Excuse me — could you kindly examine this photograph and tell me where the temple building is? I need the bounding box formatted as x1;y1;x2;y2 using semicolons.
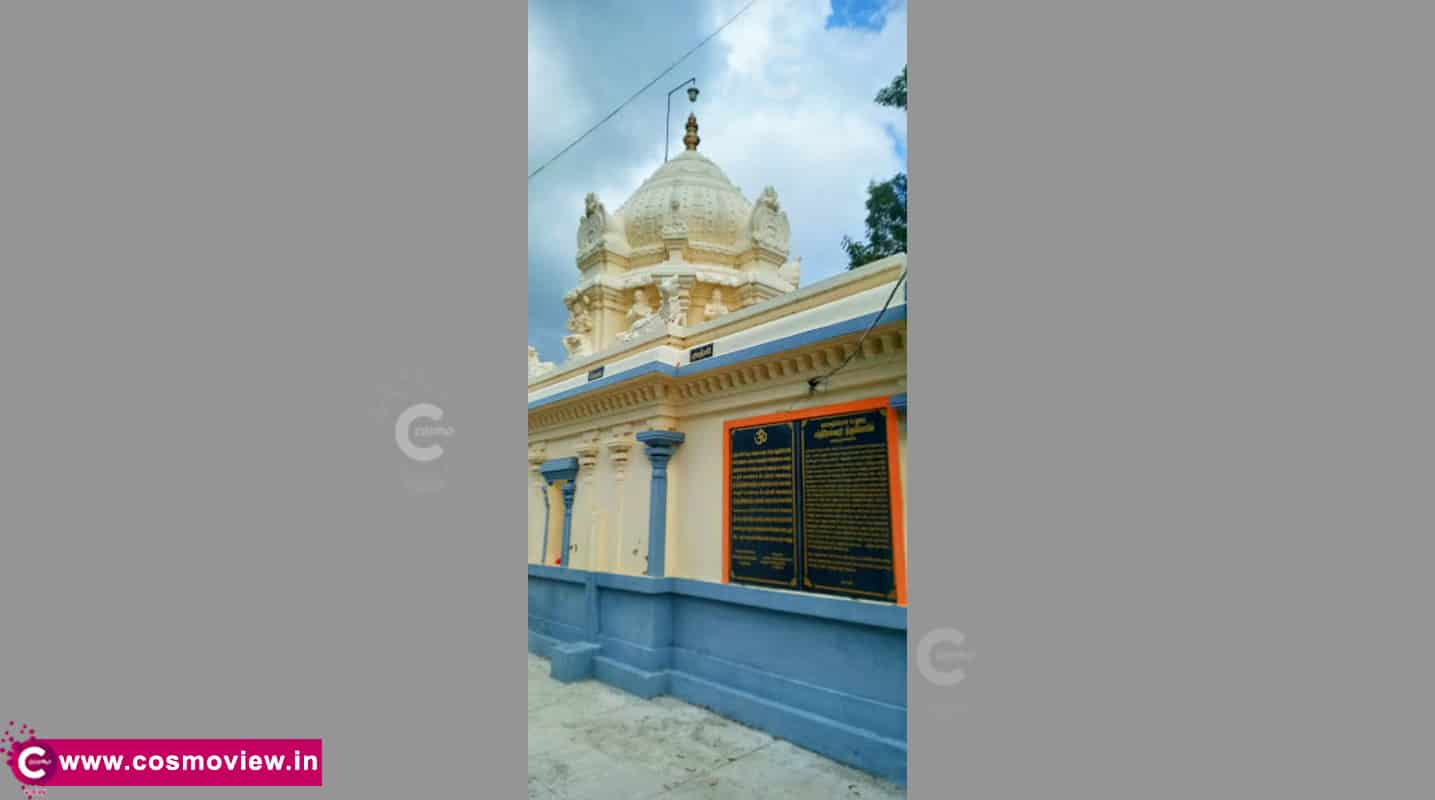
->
527;111;910;785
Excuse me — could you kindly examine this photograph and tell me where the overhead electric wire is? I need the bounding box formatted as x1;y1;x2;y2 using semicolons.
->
807;268;907;394
527;0;761;182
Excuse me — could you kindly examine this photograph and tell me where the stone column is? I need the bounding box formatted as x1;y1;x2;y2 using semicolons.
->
666;274;696;327
592;285;626;355
539;457;579;567
635;431;685;577
605;433;633;573
575;441;600;569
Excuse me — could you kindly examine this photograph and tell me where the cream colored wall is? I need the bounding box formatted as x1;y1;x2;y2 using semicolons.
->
530;372;908;588
665;413;722;582
527;432;655;576
527;480;563;566
529;383;907;587
542;483;563;564
571;445;653;573
572;464;598;569
620;460;653;574
527;472;546;564
587;455;618;572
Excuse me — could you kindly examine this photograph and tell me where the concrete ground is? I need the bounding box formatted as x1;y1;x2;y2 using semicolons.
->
528;654;905;799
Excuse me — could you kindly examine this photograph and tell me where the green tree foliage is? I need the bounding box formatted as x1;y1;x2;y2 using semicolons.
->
875;65;907;111
841;174;907;268
844;66;908;269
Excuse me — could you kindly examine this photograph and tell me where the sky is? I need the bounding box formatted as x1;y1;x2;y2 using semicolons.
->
528;0;907;363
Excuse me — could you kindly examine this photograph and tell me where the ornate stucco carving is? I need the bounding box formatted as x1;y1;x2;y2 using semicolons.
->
779;256;801;288
528;345;555;380
660;197;688;241
528;444;548;493
577;193;607;255
749;186;791;256
577;441;600;471
567;294;594;335
658;275;690;327
704;287;731;320
575;192;630;267
561;294;595;361
618;288;661;344
626;289;655;325
606;428;633;476
563;334;592;360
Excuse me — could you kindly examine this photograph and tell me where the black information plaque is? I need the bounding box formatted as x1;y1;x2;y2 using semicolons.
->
727;421;798;589
726;404;899;602
799;408;896;601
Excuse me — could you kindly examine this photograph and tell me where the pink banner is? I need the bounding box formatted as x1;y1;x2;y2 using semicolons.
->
8;738;322;787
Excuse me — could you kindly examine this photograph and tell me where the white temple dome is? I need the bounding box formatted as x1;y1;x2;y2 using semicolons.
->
575;112;791;272
555;111;801;364
619;150;751;252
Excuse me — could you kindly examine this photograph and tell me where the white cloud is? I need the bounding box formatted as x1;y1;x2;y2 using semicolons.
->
528;0;906;363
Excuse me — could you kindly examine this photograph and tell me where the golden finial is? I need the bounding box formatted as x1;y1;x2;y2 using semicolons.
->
683;112;700;151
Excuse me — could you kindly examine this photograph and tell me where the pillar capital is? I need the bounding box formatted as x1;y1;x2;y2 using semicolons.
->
636;429;685;457
644;414;680;433
607;439;632;463
539;457;579;485
577;444;600;471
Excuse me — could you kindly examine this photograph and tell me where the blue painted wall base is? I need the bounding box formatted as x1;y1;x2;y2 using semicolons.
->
527;564;908;786
549;640;601;683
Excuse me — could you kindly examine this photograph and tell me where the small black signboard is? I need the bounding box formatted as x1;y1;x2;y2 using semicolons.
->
727;421;798;589
798;409;896;601
587;366;604;382
690;342;714;363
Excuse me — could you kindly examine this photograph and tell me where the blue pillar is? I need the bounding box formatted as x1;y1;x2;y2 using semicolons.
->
560;481;576;563
636;431;684;577
538;476;550;562
539;457;579;566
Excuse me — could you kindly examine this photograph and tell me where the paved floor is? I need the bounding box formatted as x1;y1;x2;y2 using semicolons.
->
528;654;906;799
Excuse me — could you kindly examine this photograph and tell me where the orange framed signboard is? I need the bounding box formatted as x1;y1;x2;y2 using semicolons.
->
723;397;908;606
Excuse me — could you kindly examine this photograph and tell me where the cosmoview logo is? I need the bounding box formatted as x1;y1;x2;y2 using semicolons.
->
916;628;974;687
395;403;454;462
13;741;57;785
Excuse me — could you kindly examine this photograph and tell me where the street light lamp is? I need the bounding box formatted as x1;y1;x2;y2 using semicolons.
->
666;78;699;162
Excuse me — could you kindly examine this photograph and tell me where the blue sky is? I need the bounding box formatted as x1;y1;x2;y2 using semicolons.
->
528;0;907;364
825;0;898;30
